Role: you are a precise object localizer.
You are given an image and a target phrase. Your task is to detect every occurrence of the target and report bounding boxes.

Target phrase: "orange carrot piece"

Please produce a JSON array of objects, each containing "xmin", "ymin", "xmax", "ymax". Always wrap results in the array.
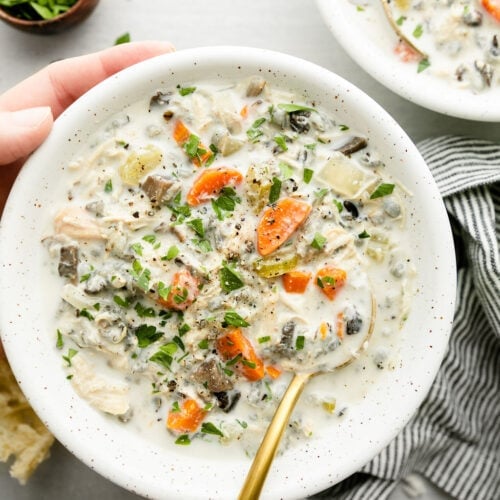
[
  {"xmin": 257, "ymin": 197, "xmax": 312, "ymax": 256},
  {"xmin": 173, "ymin": 119, "xmax": 213, "ymax": 167},
  {"xmin": 240, "ymin": 105, "xmax": 249, "ymax": 118},
  {"xmin": 315, "ymin": 267, "xmax": 347, "ymax": 301},
  {"xmin": 319, "ymin": 321, "xmax": 329, "ymax": 340},
  {"xmin": 216, "ymin": 328, "xmax": 265, "ymax": 382},
  {"xmin": 266, "ymin": 365, "xmax": 282, "ymax": 379},
  {"xmin": 186, "ymin": 167, "xmax": 243, "ymax": 206},
  {"xmin": 157, "ymin": 269, "xmax": 199, "ymax": 311},
  {"xmin": 394, "ymin": 40, "xmax": 421, "ymax": 63},
  {"xmin": 282, "ymin": 271, "xmax": 311, "ymax": 293},
  {"xmin": 336, "ymin": 312, "xmax": 345, "ymax": 340},
  {"xmin": 167, "ymin": 398, "xmax": 206, "ymax": 433},
  {"xmin": 482, "ymin": 0, "xmax": 500, "ymax": 21}
]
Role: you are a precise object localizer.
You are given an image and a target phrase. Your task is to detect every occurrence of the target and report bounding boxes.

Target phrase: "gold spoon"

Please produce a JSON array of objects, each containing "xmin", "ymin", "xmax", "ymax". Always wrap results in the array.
[
  {"xmin": 239, "ymin": 289, "xmax": 376, "ymax": 500},
  {"xmin": 379, "ymin": 0, "xmax": 427, "ymax": 59}
]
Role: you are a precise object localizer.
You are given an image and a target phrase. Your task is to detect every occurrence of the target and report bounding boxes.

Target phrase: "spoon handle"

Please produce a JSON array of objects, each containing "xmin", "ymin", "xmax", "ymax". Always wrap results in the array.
[{"xmin": 239, "ymin": 371, "xmax": 312, "ymax": 500}]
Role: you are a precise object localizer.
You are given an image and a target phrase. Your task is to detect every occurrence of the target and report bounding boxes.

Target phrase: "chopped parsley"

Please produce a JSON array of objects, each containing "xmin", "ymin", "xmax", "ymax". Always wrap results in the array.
[
  {"xmin": 396, "ymin": 15, "xmax": 406, "ymax": 26},
  {"xmin": 168, "ymin": 193, "xmax": 191, "ymax": 222},
  {"xmin": 333, "ymin": 199, "xmax": 344, "ymax": 213},
  {"xmin": 78, "ymin": 309, "xmax": 94, "ymax": 321},
  {"xmin": 303, "ymin": 168, "xmax": 314, "ymax": 184},
  {"xmin": 222, "ymin": 311, "xmax": 250, "ymax": 328},
  {"xmin": 219, "ymin": 264, "xmax": 245, "ymax": 292},
  {"xmin": 184, "ymin": 134, "xmax": 207, "ymax": 162},
  {"xmin": 62, "ymin": 348, "xmax": 78, "ymax": 367},
  {"xmin": 56, "ymin": 329, "xmax": 64, "ymax": 350},
  {"xmin": 246, "ymin": 117, "xmax": 266, "ymax": 143},
  {"xmin": 311, "ymin": 233, "xmax": 327, "ymax": 250},
  {"xmin": 269, "ymin": 177, "xmax": 282, "ymax": 204},
  {"xmin": 198, "ymin": 339, "xmax": 209, "ymax": 349},
  {"xmin": 79, "ymin": 273, "xmax": 91, "ymax": 283},
  {"xmin": 358, "ymin": 230, "xmax": 371, "ymax": 239},
  {"xmin": 135, "ymin": 324, "xmax": 164, "ymax": 348},
  {"xmin": 295, "ymin": 335, "xmax": 305, "ymax": 350},
  {"xmin": 187, "ymin": 218, "xmax": 205, "ymax": 238},
  {"xmin": 149, "ymin": 342, "xmax": 178, "ymax": 370},
  {"xmin": 417, "ymin": 58, "xmax": 431, "ymax": 73},
  {"xmin": 236, "ymin": 419, "xmax": 248, "ymax": 429},
  {"xmin": 413, "ymin": 24, "xmax": 423, "ymax": 38},
  {"xmin": 178, "ymin": 86, "xmax": 197, "ymax": 96},
  {"xmin": 171, "ymin": 401, "xmax": 181, "ymax": 412},
  {"xmin": 278, "ymin": 161, "xmax": 294, "ymax": 179},
  {"xmin": 370, "ymin": 183, "xmax": 395, "ymax": 199},
  {"xmin": 114, "ymin": 32, "xmax": 130, "ymax": 45},
  {"xmin": 113, "ymin": 295, "xmax": 131, "ymax": 308},
  {"xmin": 201, "ymin": 422, "xmax": 224, "ymax": 437},
  {"xmin": 178, "ymin": 323, "xmax": 191, "ymax": 336},
  {"xmin": 130, "ymin": 242, "xmax": 143, "ymax": 256},
  {"xmin": 339, "ymin": 124, "xmax": 350, "ymax": 131},
  {"xmin": 157, "ymin": 281, "xmax": 171, "ymax": 300},
  {"xmin": 274, "ymin": 135, "xmax": 288, "ymax": 152},
  {"xmin": 162, "ymin": 245, "xmax": 179, "ymax": 261},
  {"xmin": 134, "ymin": 302, "xmax": 156, "ymax": 318},
  {"xmin": 258, "ymin": 336, "xmax": 271, "ymax": 344},
  {"xmin": 104, "ymin": 179, "xmax": 113, "ymax": 193},
  {"xmin": 211, "ymin": 187, "xmax": 240, "ymax": 220},
  {"xmin": 175, "ymin": 434, "xmax": 191, "ymax": 445}
]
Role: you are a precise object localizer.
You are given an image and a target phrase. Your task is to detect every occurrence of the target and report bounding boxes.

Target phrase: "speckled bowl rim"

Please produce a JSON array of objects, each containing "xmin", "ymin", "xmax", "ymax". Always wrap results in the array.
[
  {"xmin": 0, "ymin": 46, "xmax": 456, "ymax": 500},
  {"xmin": 316, "ymin": 0, "xmax": 500, "ymax": 122}
]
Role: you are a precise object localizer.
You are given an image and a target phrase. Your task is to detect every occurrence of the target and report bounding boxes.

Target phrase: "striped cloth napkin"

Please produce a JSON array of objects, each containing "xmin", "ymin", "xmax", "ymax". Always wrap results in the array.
[{"xmin": 313, "ymin": 136, "xmax": 500, "ymax": 500}]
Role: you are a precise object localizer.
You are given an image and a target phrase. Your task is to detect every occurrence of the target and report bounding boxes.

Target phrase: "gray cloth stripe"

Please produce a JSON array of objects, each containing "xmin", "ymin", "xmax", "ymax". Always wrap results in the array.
[{"xmin": 314, "ymin": 137, "xmax": 500, "ymax": 500}]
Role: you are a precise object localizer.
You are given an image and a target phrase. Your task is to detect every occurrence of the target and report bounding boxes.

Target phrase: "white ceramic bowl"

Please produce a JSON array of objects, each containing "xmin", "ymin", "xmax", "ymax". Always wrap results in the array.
[
  {"xmin": 316, "ymin": 0, "xmax": 500, "ymax": 122},
  {"xmin": 0, "ymin": 46, "xmax": 456, "ymax": 499}
]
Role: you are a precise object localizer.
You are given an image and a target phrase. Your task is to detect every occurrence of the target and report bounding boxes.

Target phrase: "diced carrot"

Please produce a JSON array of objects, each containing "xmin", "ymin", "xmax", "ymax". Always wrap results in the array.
[
  {"xmin": 315, "ymin": 267, "xmax": 347, "ymax": 301},
  {"xmin": 257, "ymin": 197, "xmax": 312, "ymax": 256},
  {"xmin": 336, "ymin": 312, "xmax": 345, "ymax": 340},
  {"xmin": 173, "ymin": 119, "xmax": 213, "ymax": 167},
  {"xmin": 482, "ymin": 0, "xmax": 500, "ymax": 21},
  {"xmin": 282, "ymin": 271, "xmax": 311, "ymax": 293},
  {"xmin": 157, "ymin": 269, "xmax": 199, "ymax": 311},
  {"xmin": 216, "ymin": 328, "xmax": 265, "ymax": 382},
  {"xmin": 266, "ymin": 365, "xmax": 282, "ymax": 379},
  {"xmin": 167, "ymin": 398, "xmax": 206, "ymax": 433},
  {"xmin": 319, "ymin": 321, "xmax": 329, "ymax": 340},
  {"xmin": 186, "ymin": 167, "xmax": 244, "ymax": 206},
  {"xmin": 394, "ymin": 40, "xmax": 421, "ymax": 63},
  {"xmin": 240, "ymin": 105, "xmax": 249, "ymax": 118}
]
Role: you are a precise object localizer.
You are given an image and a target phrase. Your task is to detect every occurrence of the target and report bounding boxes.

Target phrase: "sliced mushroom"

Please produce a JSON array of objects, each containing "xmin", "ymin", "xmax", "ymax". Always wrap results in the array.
[
  {"xmin": 193, "ymin": 358, "xmax": 233, "ymax": 392},
  {"xmin": 246, "ymin": 77, "xmax": 266, "ymax": 97},
  {"xmin": 462, "ymin": 8, "xmax": 482, "ymax": 27},
  {"xmin": 336, "ymin": 136, "xmax": 368, "ymax": 156},
  {"xmin": 289, "ymin": 111, "xmax": 310, "ymax": 134},
  {"xmin": 141, "ymin": 175, "xmax": 180, "ymax": 207},
  {"xmin": 58, "ymin": 245, "xmax": 78, "ymax": 280},
  {"xmin": 214, "ymin": 390, "xmax": 241, "ymax": 412},
  {"xmin": 474, "ymin": 60, "xmax": 493, "ymax": 87}
]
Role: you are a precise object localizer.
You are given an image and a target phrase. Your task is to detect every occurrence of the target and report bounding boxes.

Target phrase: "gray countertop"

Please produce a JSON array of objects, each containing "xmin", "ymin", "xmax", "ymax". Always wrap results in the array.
[{"xmin": 1, "ymin": 1, "xmax": 496, "ymax": 498}]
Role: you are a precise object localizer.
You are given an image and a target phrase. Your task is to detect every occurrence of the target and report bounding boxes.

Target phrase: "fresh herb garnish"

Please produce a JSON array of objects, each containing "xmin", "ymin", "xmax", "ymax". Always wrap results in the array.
[
  {"xmin": 222, "ymin": 311, "xmax": 250, "ymax": 328},
  {"xmin": 219, "ymin": 264, "xmax": 244, "ymax": 292},
  {"xmin": 246, "ymin": 117, "xmax": 266, "ymax": 143},
  {"xmin": 258, "ymin": 336, "xmax": 271, "ymax": 344},
  {"xmin": 0, "ymin": 0, "xmax": 78, "ymax": 21},
  {"xmin": 168, "ymin": 193, "xmax": 192, "ymax": 222},
  {"xmin": 135, "ymin": 324, "xmax": 164, "ymax": 348},
  {"xmin": 162, "ymin": 245, "xmax": 179, "ymax": 261},
  {"xmin": 157, "ymin": 281, "xmax": 171, "ymax": 300},
  {"xmin": 211, "ymin": 187, "xmax": 240, "ymax": 220},
  {"xmin": 358, "ymin": 230, "xmax": 371, "ymax": 239},
  {"xmin": 236, "ymin": 419, "xmax": 248, "ymax": 429},
  {"xmin": 178, "ymin": 323, "xmax": 191, "ymax": 336},
  {"xmin": 304, "ymin": 143, "xmax": 317, "ymax": 150},
  {"xmin": 339, "ymin": 124, "xmax": 350, "ymax": 131},
  {"xmin": 413, "ymin": 24, "xmax": 423, "ymax": 38},
  {"xmin": 370, "ymin": 183, "xmax": 395, "ymax": 199},
  {"xmin": 274, "ymin": 135, "xmax": 288, "ymax": 152},
  {"xmin": 113, "ymin": 295, "xmax": 131, "ymax": 308},
  {"xmin": 311, "ymin": 233, "xmax": 327, "ymax": 250},
  {"xmin": 79, "ymin": 273, "xmax": 91, "ymax": 283},
  {"xmin": 175, "ymin": 434, "xmax": 191, "ymax": 445},
  {"xmin": 198, "ymin": 339, "xmax": 209, "ymax": 349},
  {"xmin": 183, "ymin": 134, "xmax": 207, "ymax": 162},
  {"xmin": 333, "ymin": 199, "xmax": 344, "ymax": 213},
  {"xmin": 56, "ymin": 329, "xmax": 64, "ymax": 350},
  {"xmin": 295, "ymin": 336, "xmax": 305, "ymax": 350},
  {"xmin": 187, "ymin": 218, "xmax": 205, "ymax": 238},
  {"xmin": 396, "ymin": 15, "xmax": 407, "ymax": 26},
  {"xmin": 130, "ymin": 242, "xmax": 143, "ymax": 256},
  {"xmin": 114, "ymin": 32, "xmax": 131, "ymax": 45},
  {"xmin": 149, "ymin": 342, "xmax": 178, "ymax": 369},
  {"xmin": 303, "ymin": 168, "xmax": 314, "ymax": 184},
  {"xmin": 269, "ymin": 177, "xmax": 282, "ymax": 203},
  {"xmin": 201, "ymin": 422, "xmax": 224, "ymax": 437},
  {"xmin": 134, "ymin": 302, "xmax": 156, "ymax": 318},
  {"xmin": 278, "ymin": 161, "xmax": 294, "ymax": 179},
  {"xmin": 178, "ymin": 86, "xmax": 197, "ymax": 96},
  {"xmin": 104, "ymin": 179, "xmax": 113, "ymax": 193},
  {"xmin": 277, "ymin": 103, "xmax": 317, "ymax": 113},
  {"xmin": 417, "ymin": 58, "xmax": 431, "ymax": 73},
  {"xmin": 142, "ymin": 234, "xmax": 158, "ymax": 246},
  {"xmin": 192, "ymin": 238, "xmax": 212, "ymax": 253},
  {"xmin": 79, "ymin": 309, "xmax": 94, "ymax": 321},
  {"xmin": 62, "ymin": 348, "xmax": 78, "ymax": 367},
  {"xmin": 171, "ymin": 401, "xmax": 181, "ymax": 412}
]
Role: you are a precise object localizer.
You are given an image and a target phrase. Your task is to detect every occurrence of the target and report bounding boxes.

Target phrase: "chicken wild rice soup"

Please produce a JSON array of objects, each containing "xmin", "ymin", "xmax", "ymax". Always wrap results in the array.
[
  {"xmin": 44, "ymin": 77, "xmax": 415, "ymax": 453},
  {"xmin": 383, "ymin": 0, "xmax": 499, "ymax": 90}
]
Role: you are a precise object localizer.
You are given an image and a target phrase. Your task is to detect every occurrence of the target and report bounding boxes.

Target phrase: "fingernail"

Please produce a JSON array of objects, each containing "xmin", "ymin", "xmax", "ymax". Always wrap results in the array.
[{"xmin": 9, "ymin": 106, "xmax": 52, "ymax": 129}]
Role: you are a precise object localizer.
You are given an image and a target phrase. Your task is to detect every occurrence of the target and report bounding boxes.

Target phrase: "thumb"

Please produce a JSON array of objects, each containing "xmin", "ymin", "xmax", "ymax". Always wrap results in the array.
[{"xmin": 0, "ymin": 107, "xmax": 53, "ymax": 166}]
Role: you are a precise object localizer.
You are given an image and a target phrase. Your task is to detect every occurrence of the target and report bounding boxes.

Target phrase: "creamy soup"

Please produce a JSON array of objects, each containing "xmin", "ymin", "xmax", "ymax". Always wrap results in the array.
[
  {"xmin": 385, "ymin": 0, "xmax": 499, "ymax": 90},
  {"xmin": 44, "ymin": 77, "xmax": 414, "ymax": 453}
]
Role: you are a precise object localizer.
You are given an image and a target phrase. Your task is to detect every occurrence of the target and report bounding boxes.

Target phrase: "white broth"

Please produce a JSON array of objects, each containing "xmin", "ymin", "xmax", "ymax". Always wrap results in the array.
[{"xmin": 43, "ymin": 77, "xmax": 414, "ymax": 455}]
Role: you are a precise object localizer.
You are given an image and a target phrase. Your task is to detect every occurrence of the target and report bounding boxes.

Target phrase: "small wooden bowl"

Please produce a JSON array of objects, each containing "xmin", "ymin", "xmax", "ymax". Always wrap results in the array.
[{"xmin": 0, "ymin": 0, "xmax": 100, "ymax": 35}]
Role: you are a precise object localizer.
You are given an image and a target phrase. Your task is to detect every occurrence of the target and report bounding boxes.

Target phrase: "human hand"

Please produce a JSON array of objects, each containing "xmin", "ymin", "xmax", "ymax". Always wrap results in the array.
[{"xmin": 0, "ymin": 41, "xmax": 174, "ymax": 214}]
